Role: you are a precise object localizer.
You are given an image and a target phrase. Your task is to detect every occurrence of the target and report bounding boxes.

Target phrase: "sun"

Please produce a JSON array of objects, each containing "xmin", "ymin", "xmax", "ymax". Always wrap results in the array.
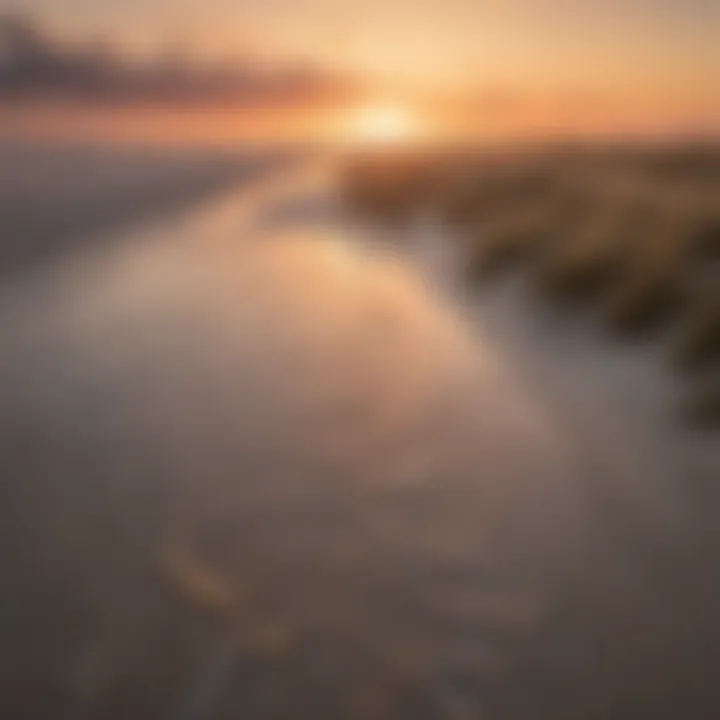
[{"xmin": 350, "ymin": 104, "xmax": 420, "ymax": 144}]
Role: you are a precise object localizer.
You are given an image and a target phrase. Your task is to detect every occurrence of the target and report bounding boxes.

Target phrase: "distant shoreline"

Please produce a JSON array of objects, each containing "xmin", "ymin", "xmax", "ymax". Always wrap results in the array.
[{"xmin": 0, "ymin": 144, "xmax": 291, "ymax": 281}]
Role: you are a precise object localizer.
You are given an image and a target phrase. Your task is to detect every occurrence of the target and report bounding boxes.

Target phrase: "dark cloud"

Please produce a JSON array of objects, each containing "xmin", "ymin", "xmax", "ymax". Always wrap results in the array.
[{"xmin": 0, "ymin": 13, "xmax": 361, "ymax": 107}]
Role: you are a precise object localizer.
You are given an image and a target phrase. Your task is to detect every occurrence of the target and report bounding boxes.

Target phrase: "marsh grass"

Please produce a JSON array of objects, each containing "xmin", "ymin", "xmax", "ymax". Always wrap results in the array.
[
  {"xmin": 342, "ymin": 143, "xmax": 720, "ymax": 427},
  {"xmin": 465, "ymin": 197, "xmax": 570, "ymax": 279},
  {"xmin": 536, "ymin": 196, "xmax": 649, "ymax": 303},
  {"xmin": 682, "ymin": 375, "xmax": 720, "ymax": 429},
  {"xmin": 673, "ymin": 296, "xmax": 720, "ymax": 372}
]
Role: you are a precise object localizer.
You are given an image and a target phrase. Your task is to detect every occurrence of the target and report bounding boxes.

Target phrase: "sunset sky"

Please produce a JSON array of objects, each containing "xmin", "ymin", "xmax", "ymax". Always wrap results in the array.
[{"xmin": 3, "ymin": 0, "xmax": 719, "ymax": 140}]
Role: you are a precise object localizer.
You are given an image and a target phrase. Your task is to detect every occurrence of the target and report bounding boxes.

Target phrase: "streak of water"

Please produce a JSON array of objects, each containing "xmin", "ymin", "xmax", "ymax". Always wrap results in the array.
[{"xmin": 1, "ymin": 161, "xmax": 719, "ymax": 718}]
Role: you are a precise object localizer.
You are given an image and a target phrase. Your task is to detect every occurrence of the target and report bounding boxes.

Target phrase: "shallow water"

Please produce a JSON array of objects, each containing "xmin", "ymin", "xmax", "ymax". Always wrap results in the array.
[{"xmin": 0, "ymin": 154, "xmax": 719, "ymax": 719}]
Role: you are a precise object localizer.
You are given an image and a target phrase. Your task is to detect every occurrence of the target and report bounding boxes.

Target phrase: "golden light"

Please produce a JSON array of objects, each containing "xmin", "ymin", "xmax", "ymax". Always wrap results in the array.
[{"xmin": 349, "ymin": 104, "xmax": 420, "ymax": 144}]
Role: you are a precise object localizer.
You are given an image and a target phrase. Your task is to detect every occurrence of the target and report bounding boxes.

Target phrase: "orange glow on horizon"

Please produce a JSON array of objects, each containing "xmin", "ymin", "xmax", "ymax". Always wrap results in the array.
[
  {"xmin": 340, "ymin": 103, "xmax": 428, "ymax": 146},
  {"xmin": 0, "ymin": 92, "xmax": 716, "ymax": 149}
]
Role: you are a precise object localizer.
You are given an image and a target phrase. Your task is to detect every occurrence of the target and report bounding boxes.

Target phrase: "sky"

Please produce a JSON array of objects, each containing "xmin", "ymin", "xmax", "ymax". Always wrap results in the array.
[{"xmin": 2, "ymin": 0, "xmax": 718, "ymax": 138}]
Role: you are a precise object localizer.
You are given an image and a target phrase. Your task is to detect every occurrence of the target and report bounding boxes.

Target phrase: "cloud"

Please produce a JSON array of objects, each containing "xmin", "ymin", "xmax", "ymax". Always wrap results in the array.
[{"xmin": 0, "ymin": 12, "xmax": 362, "ymax": 108}]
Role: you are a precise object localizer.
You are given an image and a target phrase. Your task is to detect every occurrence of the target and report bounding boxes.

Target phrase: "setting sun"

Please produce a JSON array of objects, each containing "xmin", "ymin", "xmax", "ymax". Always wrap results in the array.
[{"xmin": 350, "ymin": 104, "xmax": 420, "ymax": 144}]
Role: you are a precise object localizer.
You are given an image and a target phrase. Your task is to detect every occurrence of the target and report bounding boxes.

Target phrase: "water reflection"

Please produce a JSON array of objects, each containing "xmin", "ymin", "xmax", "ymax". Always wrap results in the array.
[
  {"xmin": 1, "ymin": 170, "xmax": 718, "ymax": 719},
  {"xmin": 0, "ymin": 176, "xmax": 583, "ymax": 719}
]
